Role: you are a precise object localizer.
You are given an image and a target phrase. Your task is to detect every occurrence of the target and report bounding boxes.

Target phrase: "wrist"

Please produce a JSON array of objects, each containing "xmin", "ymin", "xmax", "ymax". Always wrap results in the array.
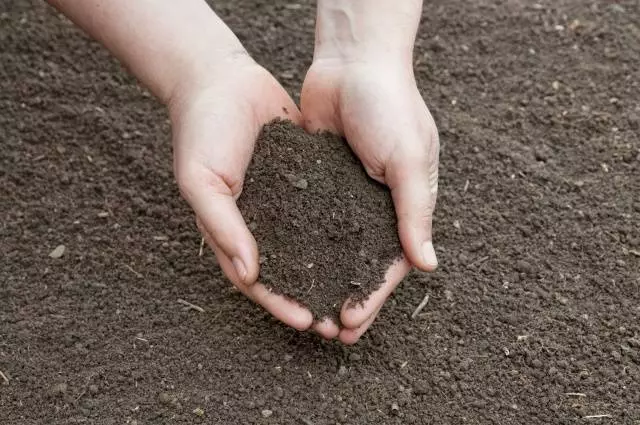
[
  {"xmin": 314, "ymin": 0, "xmax": 422, "ymax": 66},
  {"xmin": 165, "ymin": 44, "xmax": 255, "ymax": 106},
  {"xmin": 160, "ymin": 29, "xmax": 256, "ymax": 107},
  {"xmin": 166, "ymin": 48, "xmax": 258, "ymax": 121}
]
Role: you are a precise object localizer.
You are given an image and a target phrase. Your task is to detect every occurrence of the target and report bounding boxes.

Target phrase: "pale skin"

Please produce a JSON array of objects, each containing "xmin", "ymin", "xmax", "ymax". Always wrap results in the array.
[{"xmin": 47, "ymin": 0, "xmax": 439, "ymax": 344}]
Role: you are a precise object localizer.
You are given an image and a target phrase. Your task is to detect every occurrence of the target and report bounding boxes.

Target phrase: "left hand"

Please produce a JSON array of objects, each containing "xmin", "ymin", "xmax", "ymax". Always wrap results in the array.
[{"xmin": 301, "ymin": 58, "xmax": 440, "ymax": 344}]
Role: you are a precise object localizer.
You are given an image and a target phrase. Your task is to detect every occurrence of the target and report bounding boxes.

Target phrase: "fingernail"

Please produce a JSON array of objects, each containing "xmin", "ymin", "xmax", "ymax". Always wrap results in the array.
[
  {"xmin": 232, "ymin": 256, "xmax": 248, "ymax": 282},
  {"xmin": 422, "ymin": 241, "xmax": 438, "ymax": 269}
]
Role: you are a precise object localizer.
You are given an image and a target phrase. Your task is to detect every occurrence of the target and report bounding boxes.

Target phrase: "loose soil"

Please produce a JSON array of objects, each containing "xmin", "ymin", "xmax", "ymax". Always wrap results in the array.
[
  {"xmin": 1, "ymin": 0, "xmax": 639, "ymax": 424},
  {"xmin": 238, "ymin": 120, "xmax": 401, "ymax": 321}
]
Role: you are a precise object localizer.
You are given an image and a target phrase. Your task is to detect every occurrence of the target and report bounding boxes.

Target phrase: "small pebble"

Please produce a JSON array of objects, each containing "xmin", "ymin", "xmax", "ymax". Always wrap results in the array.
[
  {"xmin": 285, "ymin": 173, "xmax": 309, "ymax": 189},
  {"xmin": 338, "ymin": 365, "xmax": 348, "ymax": 376},
  {"xmin": 274, "ymin": 386, "xmax": 284, "ymax": 399},
  {"xmin": 459, "ymin": 358, "xmax": 473, "ymax": 371},
  {"xmin": 292, "ymin": 178, "xmax": 308, "ymax": 190},
  {"xmin": 349, "ymin": 352, "xmax": 362, "ymax": 362},
  {"xmin": 49, "ymin": 382, "xmax": 67, "ymax": 398},
  {"xmin": 49, "ymin": 244, "xmax": 66, "ymax": 259},
  {"xmin": 515, "ymin": 260, "xmax": 534, "ymax": 275},
  {"xmin": 555, "ymin": 293, "xmax": 569, "ymax": 305},
  {"xmin": 193, "ymin": 407, "xmax": 205, "ymax": 417},
  {"xmin": 158, "ymin": 392, "xmax": 173, "ymax": 405},
  {"xmin": 534, "ymin": 146, "xmax": 552, "ymax": 162},
  {"xmin": 444, "ymin": 289, "xmax": 453, "ymax": 301},
  {"xmin": 261, "ymin": 409, "xmax": 273, "ymax": 418}
]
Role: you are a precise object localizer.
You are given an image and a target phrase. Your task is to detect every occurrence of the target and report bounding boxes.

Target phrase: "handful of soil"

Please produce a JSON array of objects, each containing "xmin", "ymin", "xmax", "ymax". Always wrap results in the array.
[{"xmin": 238, "ymin": 120, "xmax": 402, "ymax": 321}]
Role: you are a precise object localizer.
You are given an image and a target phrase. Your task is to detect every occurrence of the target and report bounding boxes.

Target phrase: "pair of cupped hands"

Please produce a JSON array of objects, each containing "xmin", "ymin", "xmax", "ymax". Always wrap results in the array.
[{"xmin": 170, "ymin": 52, "xmax": 439, "ymax": 344}]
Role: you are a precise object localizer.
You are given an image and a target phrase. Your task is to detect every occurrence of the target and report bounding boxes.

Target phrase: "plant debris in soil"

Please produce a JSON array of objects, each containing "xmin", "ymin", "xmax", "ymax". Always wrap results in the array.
[{"xmin": 238, "ymin": 120, "xmax": 402, "ymax": 321}]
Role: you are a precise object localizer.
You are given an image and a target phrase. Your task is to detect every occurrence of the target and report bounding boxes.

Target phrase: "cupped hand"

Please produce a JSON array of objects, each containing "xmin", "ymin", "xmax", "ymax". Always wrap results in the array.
[
  {"xmin": 168, "ymin": 55, "xmax": 313, "ymax": 331},
  {"xmin": 301, "ymin": 58, "xmax": 440, "ymax": 343}
]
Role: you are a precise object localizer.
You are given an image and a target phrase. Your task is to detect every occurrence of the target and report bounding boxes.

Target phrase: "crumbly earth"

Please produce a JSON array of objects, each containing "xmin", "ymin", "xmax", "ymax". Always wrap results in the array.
[
  {"xmin": 1, "ymin": 0, "xmax": 639, "ymax": 424},
  {"xmin": 238, "ymin": 120, "xmax": 401, "ymax": 321}
]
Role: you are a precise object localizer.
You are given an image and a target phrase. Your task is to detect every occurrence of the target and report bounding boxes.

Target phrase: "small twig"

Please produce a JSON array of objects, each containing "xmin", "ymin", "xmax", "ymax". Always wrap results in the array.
[
  {"xmin": 469, "ymin": 256, "xmax": 489, "ymax": 268},
  {"xmin": 565, "ymin": 392, "xmax": 587, "ymax": 397},
  {"xmin": 349, "ymin": 281, "xmax": 363, "ymax": 287},
  {"xmin": 306, "ymin": 280, "xmax": 315, "ymax": 294},
  {"xmin": 177, "ymin": 298, "xmax": 205, "ymax": 313},
  {"xmin": 0, "ymin": 370, "xmax": 9, "ymax": 384},
  {"xmin": 74, "ymin": 373, "xmax": 96, "ymax": 403},
  {"xmin": 463, "ymin": 180, "xmax": 470, "ymax": 193},
  {"xmin": 123, "ymin": 264, "xmax": 143, "ymax": 278},
  {"xmin": 583, "ymin": 414, "xmax": 612, "ymax": 419},
  {"xmin": 198, "ymin": 237, "xmax": 205, "ymax": 257},
  {"xmin": 411, "ymin": 294, "xmax": 430, "ymax": 319}
]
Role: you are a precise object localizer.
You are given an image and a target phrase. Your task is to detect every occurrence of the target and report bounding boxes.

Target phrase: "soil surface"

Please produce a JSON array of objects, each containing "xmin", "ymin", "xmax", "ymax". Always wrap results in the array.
[
  {"xmin": 1, "ymin": 0, "xmax": 639, "ymax": 424},
  {"xmin": 238, "ymin": 120, "xmax": 401, "ymax": 321}
]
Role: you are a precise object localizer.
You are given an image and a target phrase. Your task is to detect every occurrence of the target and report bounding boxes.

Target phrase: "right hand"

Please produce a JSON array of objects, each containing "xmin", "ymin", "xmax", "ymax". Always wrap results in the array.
[
  {"xmin": 168, "ymin": 54, "xmax": 314, "ymax": 331},
  {"xmin": 301, "ymin": 59, "xmax": 439, "ymax": 344}
]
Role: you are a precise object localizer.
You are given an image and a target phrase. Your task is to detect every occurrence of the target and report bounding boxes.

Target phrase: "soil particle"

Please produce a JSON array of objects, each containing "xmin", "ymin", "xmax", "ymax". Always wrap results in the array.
[
  {"xmin": 534, "ymin": 145, "xmax": 553, "ymax": 162},
  {"xmin": 348, "ymin": 352, "xmax": 362, "ymax": 362},
  {"xmin": 48, "ymin": 383, "xmax": 67, "ymax": 398},
  {"xmin": 158, "ymin": 392, "xmax": 178, "ymax": 407},
  {"xmin": 238, "ymin": 120, "xmax": 402, "ymax": 320}
]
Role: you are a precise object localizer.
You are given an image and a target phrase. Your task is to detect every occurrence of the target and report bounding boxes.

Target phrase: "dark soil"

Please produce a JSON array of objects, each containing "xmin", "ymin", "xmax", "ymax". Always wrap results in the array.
[
  {"xmin": 1, "ymin": 0, "xmax": 639, "ymax": 424},
  {"xmin": 238, "ymin": 120, "xmax": 401, "ymax": 321}
]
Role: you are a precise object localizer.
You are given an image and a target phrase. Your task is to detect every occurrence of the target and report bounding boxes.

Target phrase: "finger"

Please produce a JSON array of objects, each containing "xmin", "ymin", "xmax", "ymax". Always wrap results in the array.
[
  {"xmin": 341, "ymin": 256, "xmax": 411, "ymax": 329},
  {"xmin": 187, "ymin": 181, "xmax": 259, "ymax": 284},
  {"xmin": 385, "ymin": 142, "xmax": 439, "ymax": 272},
  {"xmin": 201, "ymin": 223, "xmax": 314, "ymax": 331},
  {"xmin": 339, "ymin": 304, "xmax": 383, "ymax": 345},
  {"xmin": 312, "ymin": 318, "xmax": 340, "ymax": 340}
]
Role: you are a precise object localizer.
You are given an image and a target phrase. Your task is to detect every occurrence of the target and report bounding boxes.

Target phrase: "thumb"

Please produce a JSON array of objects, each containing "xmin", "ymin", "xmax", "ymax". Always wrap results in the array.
[
  {"xmin": 169, "ymin": 65, "xmax": 303, "ymax": 286},
  {"xmin": 180, "ymin": 169, "xmax": 259, "ymax": 284},
  {"xmin": 385, "ymin": 142, "xmax": 439, "ymax": 272}
]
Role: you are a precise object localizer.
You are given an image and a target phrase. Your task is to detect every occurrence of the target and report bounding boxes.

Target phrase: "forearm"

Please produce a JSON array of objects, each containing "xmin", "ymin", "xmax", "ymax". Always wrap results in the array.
[
  {"xmin": 314, "ymin": 0, "xmax": 422, "ymax": 64},
  {"xmin": 47, "ymin": 0, "xmax": 251, "ymax": 104}
]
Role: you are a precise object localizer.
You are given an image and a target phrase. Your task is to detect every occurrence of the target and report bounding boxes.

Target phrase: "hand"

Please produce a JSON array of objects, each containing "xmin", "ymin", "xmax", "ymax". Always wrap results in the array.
[
  {"xmin": 169, "ymin": 55, "xmax": 314, "ymax": 331},
  {"xmin": 301, "ymin": 58, "xmax": 440, "ymax": 343}
]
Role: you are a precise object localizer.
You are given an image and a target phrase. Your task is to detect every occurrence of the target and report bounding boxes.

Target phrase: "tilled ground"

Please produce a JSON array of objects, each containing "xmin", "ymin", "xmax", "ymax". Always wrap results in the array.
[{"xmin": 1, "ymin": 0, "xmax": 639, "ymax": 424}]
